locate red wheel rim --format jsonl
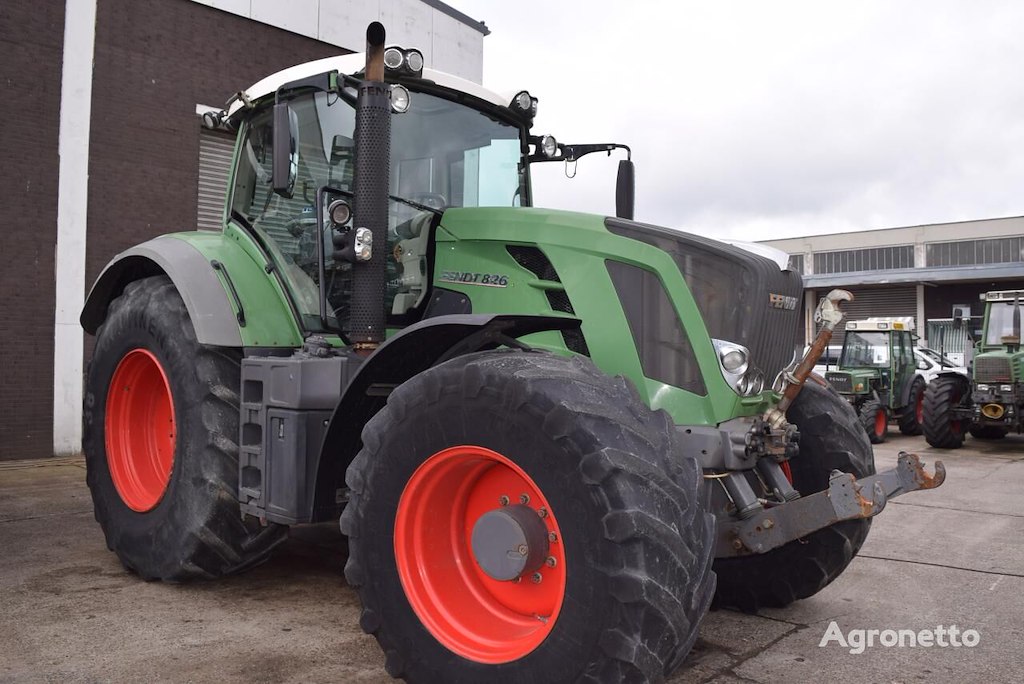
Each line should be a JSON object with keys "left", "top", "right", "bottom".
{"left": 105, "top": 349, "right": 176, "bottom": 512}
{"left": 874, "top": 409, "right": 887, "bottom": 436}
{"left": 915, "top": 392, "right": 924, "bottom": 424}
{"left": 394, "top": 445, "right": 566, "bottom": 664}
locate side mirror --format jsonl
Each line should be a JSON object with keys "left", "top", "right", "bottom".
{"left": 615, "top": 159, "right": 635, "bottom": 220}
{"left": 272, "top": 102, "right": 299, "bottom": 198}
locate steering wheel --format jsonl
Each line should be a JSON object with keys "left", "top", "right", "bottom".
{"left": 409, "top": 192, "right": 448, "bottom": 211}
{"left": 283, "top": 216, "right": 317, "bottom": 238}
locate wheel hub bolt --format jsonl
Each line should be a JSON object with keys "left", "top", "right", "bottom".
{"left": 517, "top": 544, "right": 529, "bottom": 556}
{"left": 531, "top": 572, "right": 543, "bottom": 584}
{"left": 498, "top": 495, "right": 510, "bottom": 506}
{"left": 545, "top": 556, "right": 557, "bottom": 568}
{"left": 538, "top": 507, "right": 548, "bottom": 518}
{"left": 548, "top": 532, "right": 558, "bottom": 543}
{"left": 519, "top": 493, "right": 530, "bottom": 504}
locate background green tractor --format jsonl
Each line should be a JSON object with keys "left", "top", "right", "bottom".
{"left": 924, "top": 290, "right": 1024, "bottom": 448}
{"left": 824, "top": 317, "right": 925, "bottom": 443}
{"left": 79, "top": 24, "right": 944, "bottom": 683}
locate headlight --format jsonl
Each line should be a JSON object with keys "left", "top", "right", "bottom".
{"left": 405, "top": 49, "right": 424, "bottom": 73}
{"left": 390, "top": 84, "right": 411, "bottom": 113}
{"left": 383, "top": 47, "right": 404, "bottom": 70}
{"left": 713, "top": 340, "right": 749, "bottom": 376}
{"left": 712, "top": 339, "right": 763, "bottom": 396}
{"left": 741, "top": 368, "right": 765, "bottom": 395}
{"left": 745, "top": 370, "right": 765, "bottom": 395}
{"left": 1000, "top": 384, "right": 1013, "bottom": 392}
{"left": 513, "top": 91, "right": 532, "bottom": 110}
{"left": 382, "top": 46, "right": 424, "bottom": 76}
{"left": 977, "top": 384, "right": 990, "bottom": 392}
{"left": 541, "top": 135, "right": 558, "bottom": 158}
{"left": 353, "top": 227, "right": 373, "bottom": 262}
{"left": 328, "top": 199, "right": 351, "bottom": 225}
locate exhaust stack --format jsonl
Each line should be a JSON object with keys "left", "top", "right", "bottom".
{"left": 349, "top": 22, "right": 391, "bottom": 351}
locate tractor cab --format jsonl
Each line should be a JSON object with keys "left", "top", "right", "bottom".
{"left": 223, "top": 48, "right": 632, "bottom": 338}
{"left": 969, "top": 290, "right": 1023, "bottom": 428}
{"left": 826, "top": 317, "right": 924, "bottom": 443}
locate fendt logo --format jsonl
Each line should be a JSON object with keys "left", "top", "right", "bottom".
{"left": 769, "top": 293, "right": 799, "bottom": 310}
{"left": 360, "top": 84, "right": 392, "bottom": 98}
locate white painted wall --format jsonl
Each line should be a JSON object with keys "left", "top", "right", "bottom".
{"left": 760, "top": 215, "right": 1024, "bottom": 254}
{"left": 192, "top": 0, "right": 485, "bottom": 83}
{"left": 53, "top": 0, "right": 98, "bottom": 455}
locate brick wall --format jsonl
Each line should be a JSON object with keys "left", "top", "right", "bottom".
{"left": 85, "top": 0, "right": 344, "bottom": 289}
{"left": 3, "top": 0, "right": 349, "bottom": 459}
{"left": 0, "top": 1, "right": 65, "bottom": 459}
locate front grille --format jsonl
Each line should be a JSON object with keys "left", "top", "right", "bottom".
{"left": 825, "top": 372, "right": 852, "bottom": 392}
{"left": 606, "top": 218, "right": 803, "bottom": 378}
{"left": 976, "top": 357, "right": 1013, "bottom": 383}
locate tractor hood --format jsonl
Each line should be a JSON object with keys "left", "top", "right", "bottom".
{"left": 603, "top": 217, "right": 804, "bottom": 380}
{"left": 974, "top": 349, "right": 1024, "bottom": 384}
{"left": 824, "top": 368, "right": 877, "bottom": 394}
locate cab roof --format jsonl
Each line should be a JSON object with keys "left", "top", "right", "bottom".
{"left": 227, "top": 51, "right": 515, "bottom": 118}
{"left": 983, "top": 290, "right": 1024, "bottom": 302}
{"left": 845, "top": 317, "right": 915, "bottom": 331}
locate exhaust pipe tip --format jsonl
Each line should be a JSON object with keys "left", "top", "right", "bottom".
{"left": 366, "top": 22, "right": 386, "bottom": 81}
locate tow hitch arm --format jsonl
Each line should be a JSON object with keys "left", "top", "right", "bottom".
{"left": 718, "top": 452, "right": 946, "bottom": 556}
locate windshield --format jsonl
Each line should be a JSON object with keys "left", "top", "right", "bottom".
{"left": 230, "top": 88, "right": 525, "bottom": 332}
{"left": 986, "top": 302, "right": 1023, "bottom": 345}
{"left": 840, "top": 331, "right": 890, "bottom": 368}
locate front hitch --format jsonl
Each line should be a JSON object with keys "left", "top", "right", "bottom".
{"left": 765, "top": 288, "right": 853, "bottom": 429}
{"left": 717, "top": 452, "right": 946, "bottom": 556}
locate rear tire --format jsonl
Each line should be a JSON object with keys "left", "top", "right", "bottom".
{"left": 341, "top": 351, "right": 716, "bottom": 683}
{"left": 969, "top": 425, "right": 1008, "bottom": 439}
{"left": 859, "top": 398, "right": 888, "bottom": 444}
{"left": 922, "top": 375, "right": 969, "bottom": 449}
{"left": 83, "top": 276, "right": 286, "bottom": 580}
{"left": 712, "top": 381, "right": 874, "bottom": 612}
{"left": 898, "top": 377, "right": 926, "bottom": 436}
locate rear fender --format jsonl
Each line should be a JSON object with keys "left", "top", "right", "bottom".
{"left": 80, "top": 234, "right": 302, "bottom": 347}
{"left": 310, "top": 314, "right": 581, "bottom": 521}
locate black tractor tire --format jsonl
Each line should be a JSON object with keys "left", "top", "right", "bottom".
{"left": 83, "top": 275, "right": 286, "bottom": 580}
{"left": 859, "top": 398, "right": 888, "bottom": 444}
{"left": 712, "top": 380, "right": 874, "bottom": 612}
{"left": 969, "top": 425, "right": 1008, "bottom": 440}
{"left": 341, "top": 350, "right": 716, "bottom": 683}
{"left": 922, "top": 375, "right": 969, "bottom": 449}
{"left": 897, "top": 377, "right": 926, "bottom": 436}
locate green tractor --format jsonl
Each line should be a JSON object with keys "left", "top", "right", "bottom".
{"left": 924, "top": 290, "right": 1024, "bottom": 448}
{"left": 824, "top": 317, "right": 925, "bottom": 444}
{"left": 80, "top": 24, "right": 945, "bottom": 683}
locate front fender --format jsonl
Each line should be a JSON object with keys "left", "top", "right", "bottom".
{"left": 309, "top": 313, "right": 581, "bottom": 521}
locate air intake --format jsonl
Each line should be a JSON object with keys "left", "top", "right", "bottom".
{"left": 506, "top": 245, "right": 589, "bottom": 356}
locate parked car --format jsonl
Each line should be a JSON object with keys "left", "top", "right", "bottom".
{"left": 914, "top": 347, "right": 968, "bottom": 384}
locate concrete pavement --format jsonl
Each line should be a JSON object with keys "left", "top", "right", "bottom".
{"left": 1, "top": 434, "right": 1021, "bottom": 683}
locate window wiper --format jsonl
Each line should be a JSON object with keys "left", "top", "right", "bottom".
{"left": 389, "top": 194, "right": 443, "bottom": 215}
{"left": 325, "top": 186, "right": 443, "bottom": 216}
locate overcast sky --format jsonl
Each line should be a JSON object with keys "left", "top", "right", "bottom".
{"left": 450, "top": 1, "right": 1024, "bottom": 240}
